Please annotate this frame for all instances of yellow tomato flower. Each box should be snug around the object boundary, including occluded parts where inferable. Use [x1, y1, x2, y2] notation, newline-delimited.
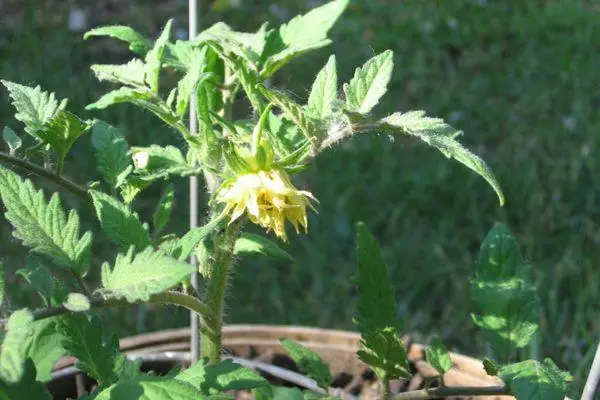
[216, 169, 316, 241]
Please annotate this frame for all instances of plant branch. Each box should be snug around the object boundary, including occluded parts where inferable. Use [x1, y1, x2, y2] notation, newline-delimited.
[0, 290, 216, 330]
[390, 384, 510, 399]
[0, 151, 90, 203]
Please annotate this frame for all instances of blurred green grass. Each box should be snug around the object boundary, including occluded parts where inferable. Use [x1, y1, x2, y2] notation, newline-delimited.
[1, 0, 599, 397]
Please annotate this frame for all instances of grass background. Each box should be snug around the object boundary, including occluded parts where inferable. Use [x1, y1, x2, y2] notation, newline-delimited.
[1, 0, 599, 397]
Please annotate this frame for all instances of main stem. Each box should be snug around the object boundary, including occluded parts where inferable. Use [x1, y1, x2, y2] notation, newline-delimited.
[200, 222, 239, 364]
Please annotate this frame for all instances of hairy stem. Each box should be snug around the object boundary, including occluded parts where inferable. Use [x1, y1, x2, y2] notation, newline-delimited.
[0, 151, 90, 203]
[0, 290, 217, 332]
[200, 222, 239, 364]
[390, 385, 510, 399]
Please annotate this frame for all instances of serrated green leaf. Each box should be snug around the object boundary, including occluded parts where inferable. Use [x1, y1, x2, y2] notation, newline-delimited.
[253, 386, 304, 400]
[0, 166, 92, 274]
[0, 359, 52, 400]
[91, 59, 147, 87]
[84, 25, 152, 55]
[145, 19, 172, 93]
[164, 40, 197, 71]
[357, 327, 410, 382]
[280, 339, 332, 389]
[90, 190, 150, 251]
[176, 65, 212, 117]
[94, 375, 203, 400]
[258, 85, 319, 144]
[62, 293, 90, 312]
[425, 338, 453, 374]
[161, 213, 227, 261]
[343, 50, 393, 115]
[198, 23, 263, 70]
[307, 55, 337, 120]
[0, 311, 64, 384]
[131, 145, 197, 181]
[1, 80, 67, 138]
[261, 41, 332, 80]
[86, 87, 149, 110]
[261, 0, 348, 77]
[99, 247, 194, 302]
[202, 359, 269, 394]
[471, 223, 540, 361]
[354, 222, 400, 332]
[2, 126, 22, 154]
[499, 359, 570, 400]
[58, 314, 137, 385]
[91, 121, 133, 188]
[153, 183, 174, 237]
[0, 309, 34, 383]
[378, 111, 505, 205]
[354, 222, 410, 381]
[234, 233, 295, 263]
[24, 318, 65, 382]
[37, 110, 90, 165]
[175, 359, 207, 389]
[208, 43, 262, 111]
[280, 0, 349, 46]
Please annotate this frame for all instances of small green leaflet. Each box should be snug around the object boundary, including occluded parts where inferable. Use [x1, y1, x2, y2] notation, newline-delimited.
[91, 121, 133, 189]
[253, 386, 304, 400]
[0, 360, 52, 400]
[1, 80, 67, 138]
[145, 19, 173, 93]
[0, 311, 64, 383]
[261, 0, 349, 77]
[161, 212, 227, 261]
[0, 309, 34, 383]
[354, 222, 410, 381]
[354, 222, 400, 332]
[470, 223, 540, 361]
[378, 110, 505, 206]
[58, 314, 138, 385]
[280, 339, 332, 389]
[23, 318, 66, 382]
[131, 145, 197, 181]
[177, 68, 212, 117]
[86, 86, 149, 110]
[499, 359, 571, 400]
[0, 165, 92, 275]
[91, 59, 147, 87]
[177, 359, 268, 395]
[94, 375, 203, 400]
[307, 55, 337, 120]
[62, 293, 90, 312]
[37, 110, 91, 167]
[357, 328, 411, 382]
[258, 85, 320, 144]
[234, 233, 295, 263]
[343, 50, 393, 115]
[2, 126, 22, 154]
[198, 22, 263, 70]
[84, 25, 152, 55]
[153, 183, 175, 236]
[90, 190, 150, 251]
[425, 338, 453, 374]
[99, 247, 194, 302]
